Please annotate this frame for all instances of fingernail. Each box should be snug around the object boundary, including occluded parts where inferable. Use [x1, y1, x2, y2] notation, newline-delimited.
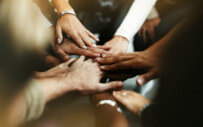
[118, 82, 123, 87]
[102, 54, 109, 58]
[57, 38, 62, 44]
[94, 53, 100, 57]
[96, 37, 100, 41]
[100, 66, 105, 69]
[63, 56, 70, 61]
[137, 78, 145, 86]
[113, 91, 117, 95]
[118, 82, 123, 85]
[92, 44, 97, 48]
[96, 58, 102, 61]
[83, 46, 87, 49]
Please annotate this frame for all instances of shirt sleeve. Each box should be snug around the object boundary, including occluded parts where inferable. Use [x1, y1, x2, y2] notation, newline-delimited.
[147, 7, 159, 20]
[114, 0, 157, 41]
[23, 79, 45, 122]
[31, 1, 53, 31]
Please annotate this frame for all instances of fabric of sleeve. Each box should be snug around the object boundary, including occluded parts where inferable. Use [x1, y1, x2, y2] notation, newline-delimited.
[147, 7, 159, 19]
[31, 1, 53, 31]
[23, 79, 45, 122]
[114, 0, 157, 41]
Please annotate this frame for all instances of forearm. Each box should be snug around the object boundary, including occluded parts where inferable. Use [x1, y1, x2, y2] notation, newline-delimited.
[115, 0, 157, 41]
[36, 76, 75, 103]
[146, 22, 182, 53]
[52, 0, 73, 14]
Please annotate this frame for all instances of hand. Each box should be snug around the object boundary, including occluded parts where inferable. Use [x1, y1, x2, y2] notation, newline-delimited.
[66, 56, 123, 94]
[113, 90, 150, 115]
[56, 14, 99, 48]
[138, 18, 161, 43]
[104, 36, 129, 54]
[34, 58, 76, 78]
[97, 50, 161, 86]
[53, 37, 111, 61]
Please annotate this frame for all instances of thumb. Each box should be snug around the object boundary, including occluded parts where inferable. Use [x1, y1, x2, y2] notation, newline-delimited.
[136, 72, 156, 86]
[56, 23, 63, 44]
[98, 81, 123, 92]
[57, 49, 70, 62]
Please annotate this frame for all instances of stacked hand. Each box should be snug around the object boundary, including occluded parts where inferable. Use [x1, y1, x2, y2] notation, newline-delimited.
[66, 56, 123, 94]
[97, 50, 161, 86]
[113, 90, 150, 115]
[104, 36, 129, 54]
[37, 56, 123, 95]
[138, 17, 161, 43]
[53, 37, 111, 61]
[56, 14, 99, 48]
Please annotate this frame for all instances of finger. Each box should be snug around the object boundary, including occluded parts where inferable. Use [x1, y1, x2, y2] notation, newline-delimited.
[112, 91, 128, 105]
[75, 56, 86, 64]
[96, 45, 112, 50]
[77, 49, 100, 57]
[56, 23, 63, 44]
[86, 30, 100, 42]
[100, 59, 141, 71]
[148, 25, 155, 42]
[138, 28, 142, 38]
[88, 47, 110, 55]
[87, 59, 94, 63]
[98, 81, 123, 92]
[102, 52, 135, 58]
[106, 73, 134, 81]
[97, 55, 134, 65]
[71, 34, 87, 49]
[136, 71, 157, 86]
[143, 27, 147, 43]
[47, 58, 76, 75]
[64, 58, 77, 67]
[57, 49, 70, 62]
[80, 32, 95, 47]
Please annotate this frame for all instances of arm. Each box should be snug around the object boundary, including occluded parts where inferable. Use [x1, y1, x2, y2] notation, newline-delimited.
[138, 7, 161, 42]
[50, 0, 99, 48]
[90, 92, 129, 127]
[5, 57, 123, 126]
[104, 0, 157, 54]
[98, 23, 182, 86]
[51, 0, 73, 14]
[115, 0, 157, 41]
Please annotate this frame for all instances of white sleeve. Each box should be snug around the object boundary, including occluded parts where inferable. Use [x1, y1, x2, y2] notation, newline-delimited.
[114, 0, 157, 41]
[147, 7, 159, 20]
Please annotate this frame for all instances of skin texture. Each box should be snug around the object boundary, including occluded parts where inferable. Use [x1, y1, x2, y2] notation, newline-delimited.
[97, 50, 161, 86]
[138, 17, 161, 43]
[90, 92, 129, 127]
[56, 14, 99, 47]
[104, 36, 129, 54]
[52, 0, 99, 47]
[97, 24, 180, 86]
[6, 56, 124, 127]
[52, 37, 111, 61]
[37, 56, 124, 102]
[113, 90, 150, 115]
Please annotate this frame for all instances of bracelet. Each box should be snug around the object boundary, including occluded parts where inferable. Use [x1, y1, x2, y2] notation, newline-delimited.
[97, 100, 123, 113]
[97, 100, 116, 107]
[58, 10, 76, 18]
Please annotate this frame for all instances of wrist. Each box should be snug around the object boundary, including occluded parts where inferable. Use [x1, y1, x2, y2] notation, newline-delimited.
[58, 10, 76, 19]
[113, 36, 129, 43]
[36, 75, 75, 102]
[52, 0, 73, 14]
